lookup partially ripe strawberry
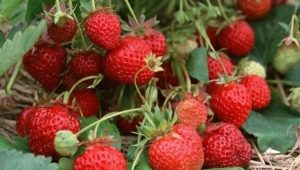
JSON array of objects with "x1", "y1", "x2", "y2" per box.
[
  {"x1": 237, "y1": 0, "x2": 272, "y2": 21},
  {"x1": 48, "y1": 17, "x2": 77, "y2": 43},
  {"x1": 16, "y1": 106, "x2": 35, "y2": 137},
  {"x1": 207, "y1": 54, "x2": 234, "y2": 80},
  {"x1": 155, "y1": 62, "x2": 179, "y2": 89},
  {"x1": 149, "y1": 124, "x2": 204, "y2": 170},
  {"x1": 69, "y1": 89, "x2": 100, "y2": 117},
  {"x1": 241, "y1": 75, "x2": 271, "y2": 110},
  {"x1": 73, "y1": 143, "x2": 126, "y2": 170},
  {"x1": 28, "y1": 104, "x2": 80, "y2": 158},
  {"x1": 203, "y1": 123, "x2": 252, "y2": 168},
  {"x1": 210, "y1": 82, "x2": 252, "y2": 127},
  {"x1": 23, "y1": 43, "x2": 67, "y2": 90},
  {"x1": 218, "y1": 20, "x2": 254, "y2": 57},
  {"x1": 104, "y1": 36, "x2": 154, "y2": 85},
  {"x1": 175, "y1": 95, "x2": 207, "y2": 129},
  {"x1": 116, "y1": 116, "x2": 142, "y2": 134},
  {"x1": 84, "y1": 10, "x2": 121, "y2": 49},
  {"x1": 71, "y1": 51, "x2": 102, "y2": 79},
  {"x1": 238, "y1": 59, "x2": 266, "y2": 78},
  {"x1": 143, "y1": 28, "x2": 167, "y2": 56}
]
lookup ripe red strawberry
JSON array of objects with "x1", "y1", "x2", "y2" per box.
[
  {"x1": 104, "y1": 36, "x2": 154, "y2": 85},
  {"x1": 210, "y1": 82, "x2": 252, "y2": 127},
  {"x1": 48, "y1": 17, "x2": 77, "y2": 43},
  {"x1": 116, "y1": 116, "x2": 142, "y2": 134},
  {"x1": 16, "y1": 106, "x2": 35, "y2": 137},
  {"x1": 69, "y1": 89, "x2": 100, "y2": 117},
  {"x1": 71, "y1": 51, "x2": 102, "y2": 79},
  {"x1": 206, "y1": 81, "x2": 221, "y2": 94},
  {"x1": 218, "y1": 20, "x2": 254, "y2": 57},
  {"x1": 196, "y1": 27, "x2": 218, "y2": 48},
  {"x1": 28, "y1": 104, "x2": 80, "y2": 158},
  {"x1": 143, "y1": 28, "x2": 167, "y2": 56},
  {"x1": 149, "y1": 124, "x2": 204, "y2": 170},
  {"x1": 207, "y1": 54, "x2": 234, "y2": 80},
  {"x1": 175, "y1": 94, "x2": 207, "y2": 129},
  {"x1": 23, "y1": 43, "x2": 67, "y2": 90},
  {"x1": 272, "y1": 0, "x2": 287, "y2": 7},
  {"x1": 155, "y1": 62, "x2": 179, "y2": 89},
  {"x1": 73, "y1": 143, "x2": 126, "y2": 170},
  {"x1": 203, "y1": 123, "x2": 252, "y2": 168},
  {"x1": 241, "y1": 75, "x2": 271, "y2": 110},
  {"x1": 84, "y1": 10, "x2": 121, "y2": 49},
  {"x1": 237, "y1": 0, "x2": 272, "y2": 21}
]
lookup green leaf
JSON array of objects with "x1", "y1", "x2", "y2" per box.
[
  {"x1": 12, "y1": 136, "x2": 30, "y2": 152},
  {"x1": 186, "y1": 47, "x2": 208, "y2": 83},
  {"x1": 25, "y1": 0, "x2": 54, "y2": 23},
  {"x1": 0, "y1": 31, "x2": 5, "y2": 47},
  {"x1": 203, "y1": 168, "x2": 244, "y2": 170},
  {"x1": 249, "y1": 5, "x2": 295, "y2": 65},
  {"x1": 58, "y1": 157, "x2": 74, "y2": 170},
  {"x1": 243, "y1": 90, "x2": 300, "y2": 153},
  {"x1": 0, "y1": 0, "x2": 22, "y2": 20},
  {"x1": 0, "y1": 20, "x2": 46, "y2": 76},
  {"x1": 0, "y1": 149, "x2": 58, "y2": 170},
  {"x1": 0, "y1": 136, "x2": 15, "y2": 150},
  {"x1": 79, "y1": 117, "x2": 121, "y2": 149},
  {"x1": 284, "y1": 64, "x2": 300, "y2": 86}
]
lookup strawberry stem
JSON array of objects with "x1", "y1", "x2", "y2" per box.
[
  {"x1": 134, "y1": 66, "x2": 148, "y2": 108},
  {"x1": 55, "y1": 0, "x2": 63, "y2": 13},
  {"x1": 91, "y1": 0, "x2": 96, "y2": 11},
  {"x1": 131, "y1": 146, "x2": 146, "y2": 170},
  {"x1": 289, "y1": 15, "x2": 298, "y2": 39},
  {"x1": 68, "y1": 0, "x2": 88, "y2": 49},
  {"x1": 123, "y1": 0, "x2": 141, "y2": 27},
  {"x1": 217, "y1": 0, "x2": 230, "y2": 22},
  {"x1": 162, "y1": 90, "x2": 177, "y2": 112},
  {"x1": 75, "y1": 107, "x2": 144, "y2": 137},
  {"x1": 5, "y1": 58, "x2": 22, "y2": 95},
  {"x1": 181, "y1": 63, "x2": 192, "y2": 93}
]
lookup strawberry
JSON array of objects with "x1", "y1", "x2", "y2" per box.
[
  {"x1": 272, "y1": 0, "x2": 287, "y2": 7},
  {"x1": 196, "y1": 27, "x2": 218, "y2": 48},
  {"x1": 16, "y1": 106, "x2": 35, "y2": 137},
  {"x1": 207, "y1": 54, "x2": 234, "y2": 80},
  {"x1": 210, "y1": 82, "x2": 252, "y2": 127},
  {"x1": 71, "y1": 51, "x2": 102, "y2": 79},
  {"x1": 104, "y1": 36, "x2": 154, "y2": 85},
  {"x1": 206, "y1": 81, "x2": 221, "y2": 94},
  {"x1": 143, "y1": 28, "x2": 167, "y2": 56},
  {"x1": 155, "y1": 62, "x2": 179, "y2": 89},
  {"x1": 149, "y1": 124, "x2": 204, "y2": 170},
  {"x1": 48, "y1": 17, "x2": 77, "y2": 43},
  {"x1": 288, "y1": 87, "x2": 300, "y2": 113},
  {"x1": 218, "y1": 20, "x2": 254, "y2": 57},
  {"x1": 237, "y1": 0, "x2": 272, "y2": 21},
  {"x1": 84, "y1": 10, "x2": 121, "y2": 49},
  {"x1": 203, "y1": 123, "x2": 252, "y2": 168},
  {"x1": 116, "y1": 116, "x2": 142, "y2": 134},
  {"x1": 241, "y1": 75, "x2": 271, "y2": 110},
  {"x1": 238, "y1": 59, "x2": 266, "y2": 78},
  {"x1": 74, "y1": 143, "x2": 126, "y2": 170},
  {"x1": 23, "y1": 43, "x2": 67, "y2": 90},
  {"x1": 28, "y1": 104, "x2": 80, "y2": 158},
  {"x1": 69, "y1": 89, "x2": 101, "y2": 117},
  {"x1": 175, "y1": 94, "x2": 207, "y2": 129}
]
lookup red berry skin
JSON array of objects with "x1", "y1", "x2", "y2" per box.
[
  {"x1": 69, "y1": 89, "x2": 101, "y2": 117},
  {"x1": 206, "y1": 27, "x2": 218, "y2": 48},
  {"x1": 210, "y1": 82, "x2": 252, "y2": 127},
  {"x1": 104, "y1": 36, "x2": 154, "y2": 85},
  {"x1": 48, "y1": 17, "x2": 78, "y2": 43},
  {"x1": 85, "y1": 10, "x2": 121, "y2": 49},
  {"x1": 149, "y1": 124, "x2": 204, "y2": 170},
  {"x1": 241, "y1": 75, "x2": 271, "y2": 110},
  {"x1": 73, "y1": 143, "x2": 127, "y2": 170},
  {"x1": 237, "y1": 0, "x2": 272, "y2": 21},
  {"x1": 71, "y1": 51, "x2": 102, "y2": 79},
  {"x1": 203, "y1": 123, "x2": 252, "y2": 168},
  {"x1": 207, "y1": 54, "x2": 234, "y2": 80},
  {"x1": 23, "y1": 43, "x2": 67, "y2": 90},
  {"x1": 155, "y1": 63, "x2": 179, "y2": 89},
  {"x1": 143, "y1": 28, "x2": 167, "y2": 56},
  {"x1": 116, "y1": 116, "x2": 142, "y2": 135},
  {"x1": 175, "y1": 96, "x2": 207, "y2": 129},
  {"x1": 16, "y1": 107, "x2": 35, "y2": 137},
  {"x1": 218, "y1": 20, "x2": 254, "y2": 57},
  {"x1": 28, "y1": 104, "x2": 80, "y2": 158}
]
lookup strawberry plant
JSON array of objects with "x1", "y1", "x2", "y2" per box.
[{"x1": 0, "y1": 0, "x2": 300, "y2": 170}]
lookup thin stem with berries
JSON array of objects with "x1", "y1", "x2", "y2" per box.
[
  {"x1": 5, "y1": 58, "x2": 22, "y2": 95},
  {"x1": 134, "y1": 66, "x2": 148, "y2": 108}
]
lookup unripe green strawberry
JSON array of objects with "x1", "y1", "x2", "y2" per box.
[
  {"x1": 173, "y1": 38, "x2": 198, "y2": 57},
  {"x1": 273, "y1": 39, "x2": 300, "y2": 74},
  {"x1": 288, "y1": 87, "x2": 300, "y2": 113},
  {"x1": 238, "y1": 58, "x2": 266, "y2": 78}
]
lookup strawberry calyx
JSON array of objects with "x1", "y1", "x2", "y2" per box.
[
  {"x1": 125, "y1": 16, "x2": 160, "y2": 37},
  {"x1": 145, "y1": 54, "x2": 164, "y2": 72}
]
